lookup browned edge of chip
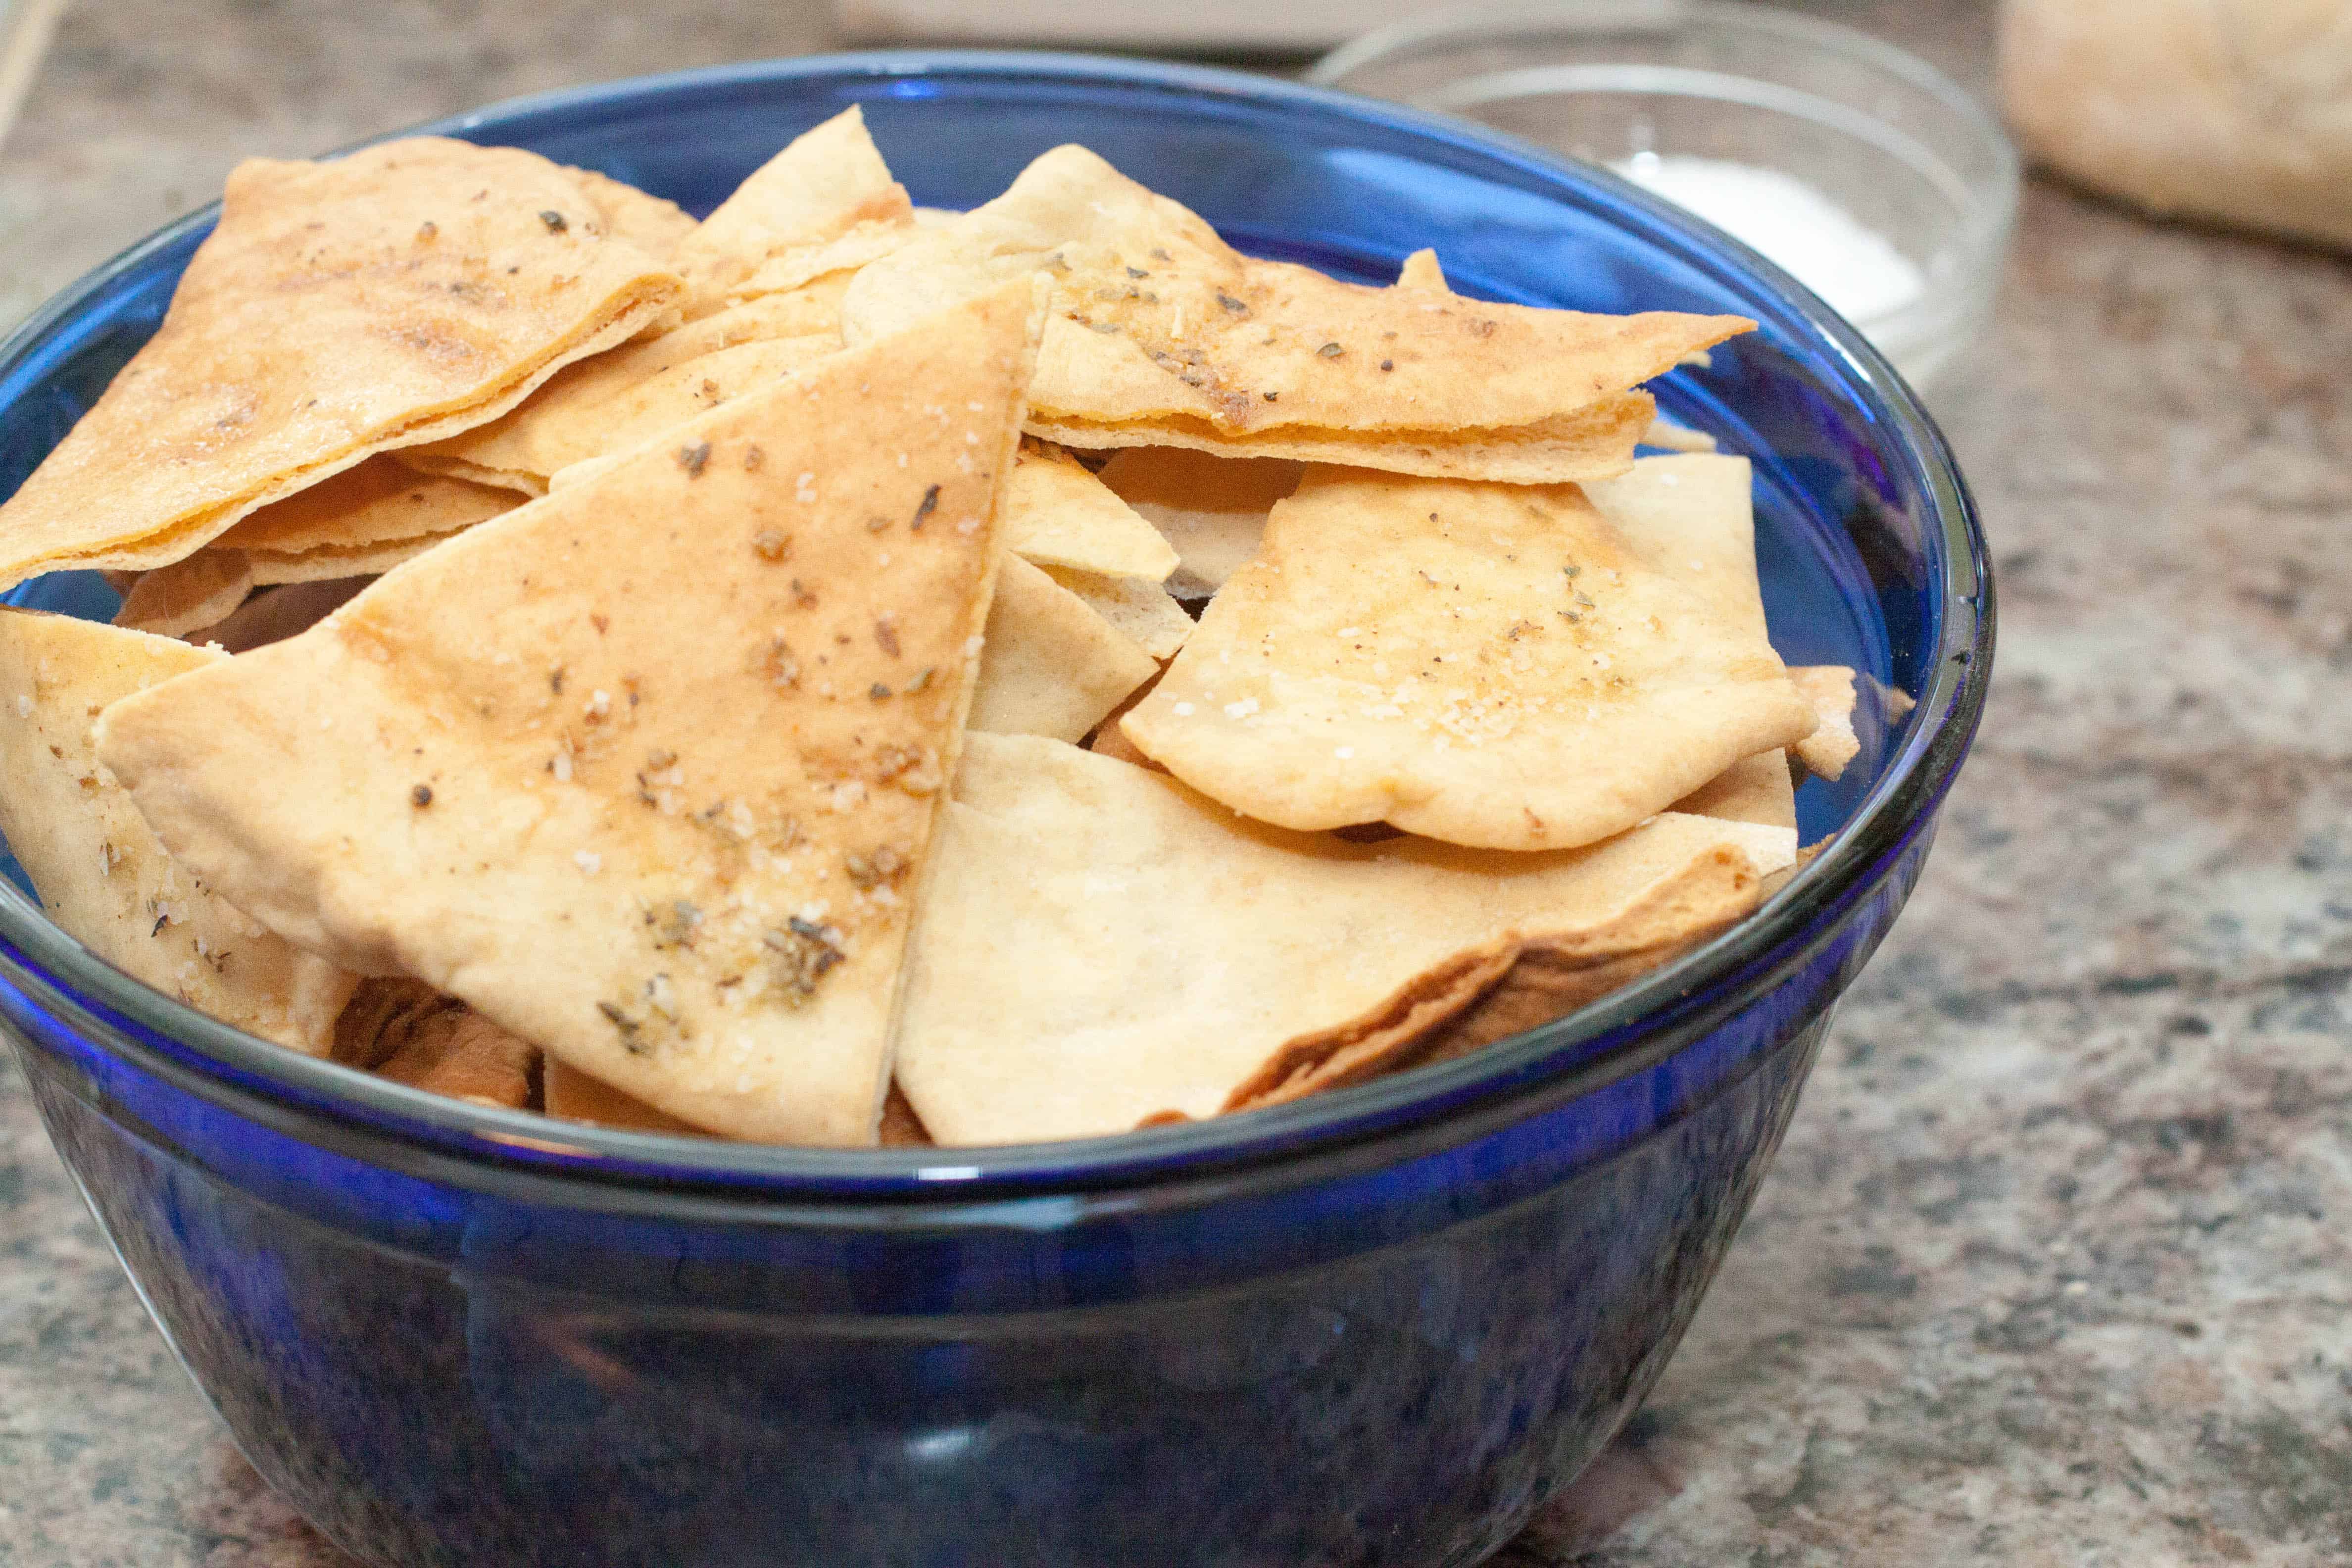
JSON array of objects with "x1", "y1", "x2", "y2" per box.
[
  {"x1": 880, "y1": 1081, "x2": 935, "y2": 1147},
  {"x1": 1221, "y1": 935, "x2": 1521, "y2": 1113}
]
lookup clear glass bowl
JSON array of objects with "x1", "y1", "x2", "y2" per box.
[
  {"x1": 0, "y1": 51, "x2": 1992, "y2": 1568},
  {"x1": 1311, "y1": 0, "x2": 2020, "y2": 390}
]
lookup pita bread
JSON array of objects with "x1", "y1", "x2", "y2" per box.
[
  {"x1": 565, "y1": 167, "x2": 696, "y2": 260},
  {"x1": 1096, "y1": 445, "x2": 1301, "y2": 595},
  {"x1": 842, "y1": 145, "x2": 1746, "y2": 481},
  {"x1": 0, "y1": 609, "x2": 355, "y2": 1053},
  {"x1": 407, "y1": 333, "x2": 840, "y2": 495},
  {"x1": 1673, "y1": 749, "x2": 1796, "y2": 830},
  {"x1": 95, "y1": 279, "x2": 1047, "y2": 1145},
  {"x1": 970, "y1": 554, "x2": 1158, "y2": 743},
  {"x1": 543, "y1": 1055, "x2": 701, "y2": 1131},
  {"x1": 376, "y1": 1008, "x2": 539, "y2": 1108},
  {"x1": 1043, "y1": 564, "x2": 1194, "y2": 661},
  {"x1": 671, "y1": 107, "x2": 917, "y2": 318},
  {"x1": 1790, "y1": 664, "x2": 1860, "y2": 780},
  {"x1": 1120, "y1": 466, "x2": 1817, "y2": 850},
  {"x1": 0, "y1": 137, "x2": 683, "y2": 590},
  {"x1": 244, "y1": 531, "x2": 468, "y2": 586},
  {"x1": 114, "y1": 552, "x2": 254, "y2": 638},
  {"x1": 1003, "y1": 440, "x2": 1179, "y2": 580},
  {"x1": 214, "y1": 455, "x2": 518, "y2": 559},
  {"x1": 1581, "y1": 453, "x2": 1764, "y2": 635},
  {"x1": 1395, "y1": 247, "x2": 1449, "y2": 292},
  {"x1": 894, "y1": 733, "x2": 1788, "y2": 1143},
  {"x1": 190, "y1": 577, "x2": 371, "y2": 653}
]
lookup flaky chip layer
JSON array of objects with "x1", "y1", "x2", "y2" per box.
[
  {"x1": 969, "y1": 554, "x2": 1158, "y2": 743},
  {"x1": 1096, "y1": 445, "x2": 1302, "y2": 594},
  {"x1": 1002, "y1": 440, "x2": 1178, "y2": 580},
  {"x1": 1790, "y1": 665, "x2": 1861, "y2": 780},
  {"x1": 671, "y1": 106, "x2": 917, "y2": 318},
  {"x1": 1121, "y1": 466, "x2": 1818, "y2": 850},
  {"x1": 0, "y1": 610, "x2": 355, "y2": 1052},
  {"x1": 96, "y1": 279, "x2": 1047, "y2": 1146},
  {"x1": 215, "y1": 454, "x2": 519, "y2": 559},
  {"x1": 844, "y1": 144, "x2": 1747, "y2": 478},
  {"x1": 895, "y1": 734, "x2": 1790, "y2": 1144},
  {"x1": 0, "y1": 137, "x2": 683, "y2": 590}
]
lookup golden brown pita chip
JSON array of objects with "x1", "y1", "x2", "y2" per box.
[
  {"x1": 191, "y1": 577, "x2": 371, "y2": 654},
  {"x1": 374, "y1": 1002, "x2": 540, "y2": 1110},
  {"x1": 1095, "y1": 445, "x2": 1301, "y2": 595},
  {"x1": 565, "y1": 167, "x2": 696, "y2": 260},
  {"x1": 95, "y1": 279, "x2": 1047, "y2": 1145},
  {"x1": 0, "y1": 137, "x2": 683, "y2": 590},
  {"x1": 1581, "y1": 453, "x2": 1764, "y2": 635},
  {"x1": 672, "y1": 107, "x2": 917, "y2": 317},
  {"x1": 895, "y1": 733, "x2": 1789, "y2": 1143},
  {"x1": 1395, "y1": 247, "x2": 1449, "y2": 292},
  {"x1": 970, "y1": 554, "x2": 1158, "y2": 743},
  {"x1": 1121, "y1": 467, "x2": 1817, "y2": 850},
  {"x1": 878, "y1": 1079, "x2": 935, "y2": 1146},
  {"x1": 410, "y1": 333, "x2": 839, "y2": 495},
  {"x1": 0, "y1": 609, "x2": 355, "y2": 1052},
  {"x1": 114, "y1": 552, "x2": 253, "y2": 638},
  {"x1": 1673, "y1": 749, "x2": 1796, "y2": 830},
  {"x1": 215, "y1": 455, "x2": 518, "y2": 560},
  {"x1": 1085, "y1": 667, "x2": 1164, "y2": 769},
  {"x1": 244, "y1": 530, "x2": 468, "y2": 586},
  {"x1": 843, "y1": 145, "x2": 1746, "y2": 481},
  {"x1": 1789, "y1": 665, "x2": 1860, "y2": 780},
  {"x1": 544, "y1": 1055, "x2": 700, "y2": 1132},
  {"x1": 1042, "y1": 564, "x2": 1194, "y2": 661},
  {"x1": 1003, "y1": 440, "x2": 1178, "y2": 580}
]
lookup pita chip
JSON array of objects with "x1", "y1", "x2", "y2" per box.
[
  {"x1": 671, "y1": 106, "x2": 917, "y2": 318},
  {"x1": 114, "y1": 551, "x2": 254, "y2": 638},
  {"x1": 407, "y1": 333, "x2": 840, "y2": 495},
  {"x1": 565, "y1": 167, "x2": 696, "y2": 260},
  {"x1": 1096, "y1": 445, "x2": 1301, "y2": 595},
  {"x1": 1789, "y1": 665, "x2": 1861, "y2": 781},
  {"x1": 1121, "y1": 467, "x2": 1817, "y2": 850},
  {"x1": 1043, "y1": 565, "x2": 1194, "y2": 661},
  {"x1": 1673, "y1": 749, "x2": 1796, "y2": 831},
  {"x1": 0, "y1": 610, "x2": 355, "y2": 1053},
  {"x1": 190, "y1": 577, "x2": 371, "y2": 654},
  {"x1": 895, "y1": 733, "x2": 1788, "y2": 1143},
  {"x1": 970, "y1": 553, "x2": 1158, "y2": 743},
  {"x1": 544, "y1": 1056, "x2": 701, "y2": 1132},
  {"x1": 0, "y1": 137, "x2": 683, "y2": 591},
  {"x1": 1395, "y1": 247, "x2": 1449, "y2": 292},
  {"x1": 336, "y1": 979, "x2": 541, "y2": 1109},
  {"x1": 842, "y1": 145, "x2": 1748, "y2": 482},
  {"x1": 1002, "y1": 440, "x2": 1179, "y2": 580},
  {"x1": 94, "y1": 278, "x2": 1048, "y2": 1145},
  {"x1": 215, "y1": 455, "x2": 518, "y2": 559}
]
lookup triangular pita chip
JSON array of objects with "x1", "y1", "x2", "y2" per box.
[
  {"x1": 544, "y1": 1055, "x2": 700, "y2": 1132},
  {"x1": 671, "y1": 107, "x2": 917, "y2": 318},
  {"x1": 192, "y1": 577, "x2": 370, "y2": 654},
  {"x1": 1002, "y1": 440, "x2": 1178, "y2": 580},
  {"x1": 1096, "y1": 445, "x2": 1301, "y2": 595},
  {"x1": 842, "y1": 145, "x2": 1748, "y2": 482},
  {"x1": 1042, "y1": 564, "x2": 1194, "y2": 661},
  {"x1": 1396, "y1": 247, "x2": 1449, "y2": 292},
  {"x1": 343, "y1": 979, "x2": 540, "y2": 1109},
  {"x1": 115, "y1": 552, "x2": 253, "y2": 638},
  {"x1": 407, "y1": 333, "x2": 839, "y2": 495},
  {"x1": 895, "y1": 733, "x2": 1789, "y2": 1143},
  {"x1": 0, "y1": 609, "x2": 356, "y2": 1052},
  {"x1": 1121, "y1": 466, "x2": 1817, "y2": 850},
  {"x1": 565, "y1": 167, "x2": 696, "y2": 260},
  {"x1": 1790, "y1": 664, "x2": 1860, "y2": 781},
  {"x1": 95, "y1": 279, "x2": 1048, "y2": 1145},
  {"x1": 970, "y1": 553, "x2": 1158, "y2": 743},
  {"x1": 214, "y1": 455, "x2": 518, "y2": 560},
  {"x1": 0, "y1": 137, "x2": 683, "y2": 589},
  {"x1": 1673, "y1": 749, "x2": 1796, "y2": 830}
]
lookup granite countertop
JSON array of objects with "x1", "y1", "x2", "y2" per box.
[{"x1": 2, "y1": 3, "x2": 2348, "y2": 1565}]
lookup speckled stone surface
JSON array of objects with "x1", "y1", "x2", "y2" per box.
[{"x1": 2, "y1": 3, "x2": 2348, "y2": 1566}]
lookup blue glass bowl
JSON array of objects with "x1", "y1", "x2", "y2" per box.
[{"x1": 0, "y1": 52, "x2": 1989, "y2": 1568}]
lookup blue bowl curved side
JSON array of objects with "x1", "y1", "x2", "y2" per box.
[{"x1": 0, "y1": 51, "x2": 1989, "y2": 1568}]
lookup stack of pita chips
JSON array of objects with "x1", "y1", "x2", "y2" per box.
[{"x1": 0, "y1": 122, "x2": 1869, "y2": 1148}]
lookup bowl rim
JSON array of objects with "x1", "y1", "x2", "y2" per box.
[{"x1": 0, "y1": 48, "x2": 1993, "y2": 1204}]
